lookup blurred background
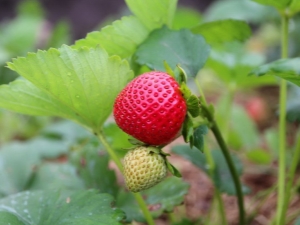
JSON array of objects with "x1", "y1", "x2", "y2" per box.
[{"x1": 0, "y1": 0, "x2": 212, "y2": 40}]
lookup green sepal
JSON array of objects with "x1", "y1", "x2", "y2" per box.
[
  {"x1": 180, "y1": 83, "x2": 201, "y2": 118},
  {"x1": 163, "y1": 61, "x2": 175, "y2": 78},
  {"x1": 176, "y1": 65, "x2": 188, "y2": 84},
  {"x1": 166, "y1": 160, "x2": 182, "y2": 177},
  {"x1": 182, "y1": 114, "x2": 194, "y2": 144}
]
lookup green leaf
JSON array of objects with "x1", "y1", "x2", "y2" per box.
[
  {"x1": 205, "y1": 0, "x2": 278, "y2": 23},
  {"x1": 0, "y1": 142, "x2": 40, "y2": 197},
  {"x1": 6, "y1": 45, "x2": 133, "y2": 132},
  {"x1": 103, "y1": 123, "x2": 133, "y2": 152},
  {"x1": 193, "y1": 125, "x2": 208, "y2": 152},
  {"x1": 191, "y1": 19, "x2": 251, "y2": 45},
  {"x1": 246, "y1": 149, "x2": 272, "y2": 164},
  {"x1": 0, "y1": 79, "x2": 78, "y2": 118},
  {"x1": 252, "y1": 0, "x2": 291, "y2": 9},
  {"x1": 290, "y1": 0, "x2": 300, "y2": 16},
  {"x1": 172, "y1": 7, "x2": 202, "y2": 30},
  {"x1": 0, "y1": 211, "x2": 25, "y2": 225},
  {"x1": 74, "y1": 16, "x2": 149, "y2": 58},
  {"x1": 230, "y1": 105, "x2": 260, "y2": 150},
  {"x1": 71, "y1": 141, "x2": 119, "y2": 198},
  {"x1": 117, "y1": 177, "x2": 189, "y2": 222},
  {"x1": 144, "y1": 177, "x2": 189, "y2": 214},
  {"x1": 135, "y1": 26, "x2": 210, "y2": 77},
  {"x1": 0, "y1": 190, "x2": 125, "y2": 225},
  {"x1": 207, "y1": 43, "x2": 276, "y2": 89},
  {"x1": 29, "y1": 163, "x2": 85, "y2": 191},
  {"x1": 125, "y1": 0, "x2": 178, "y2": 30},
  {"x1": 250, "y1": 58, "x2": 300, "y2": 87},
  {"x1": 172, "y1": 145, "x2": 250, "y2": 195}
]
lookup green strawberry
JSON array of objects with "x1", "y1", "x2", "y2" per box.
[{"x1": 123, "y1": 146, "x2": 167, "y2": 192}]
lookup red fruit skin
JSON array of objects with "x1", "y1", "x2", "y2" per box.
[{"x1": 113, "y1": 71, "x2": 187, "y2": 145}]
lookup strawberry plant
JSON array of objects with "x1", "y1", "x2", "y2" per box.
[{"x1": 1, "y1": 0, "x2": 300, "y2": 224}]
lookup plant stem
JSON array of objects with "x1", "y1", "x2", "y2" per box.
[
  {"x1": 276, "y1": 12, "x2": 289, "y2": 225},
  {"x1": 202, "y1": 105, "x2": 245, "y2": 225},
  {"x1": 280, "y1": 132, "x2": 300, "y2": 225},
  {"x1": 96, "y1": 131, "x2": 155, "y2": 225}
]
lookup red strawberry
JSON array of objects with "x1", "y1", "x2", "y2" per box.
[{"x1": 113, "y1": 71, "x2": 187, "y2": 145}]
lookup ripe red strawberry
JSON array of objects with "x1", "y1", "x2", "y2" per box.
[{"x1": 113, "y1": 71, "x2": 187, "y2": 145}]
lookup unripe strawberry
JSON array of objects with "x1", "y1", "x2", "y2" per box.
[
  {"x1": 113, "y1": 71, "x2": 187, "y2": 145},
  {"x1": 123, "y1": 146, "x2": 167, "y2": 192}
]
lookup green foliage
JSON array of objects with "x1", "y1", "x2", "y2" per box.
[
  {"x1": 230, "y1": 105, "x2": 260, "y2": 150},
  {"x1": 3, "y1": 46, "x2": 133, "y2": 132},
  {"x1": 191, "y1": 19, "x2": 251, "y2": 45},
  {"x1": 172, "y1": 145, "x2": 250, "y2": 195},
  {"x1": 117, "y1": 177, "x2": 189, "y2": 222},
  {"x1": 246, "y1": 149, "x2": 272, "y2": 164},
  {"x1": 135, "y1": 26, "x2": 210, "y2": 77},
  {"x1": 206, "y1": 42, "x2": 276, "y2": 89},
  {"x1": 205, "y1": 0, "x2": 277, "y2": 23},
  {"x1": 74, "y1": 16, "x2": 149, "y2": 58},
  {"x1": 250, "y1": 58, "x2": 300, "y2": 87},
  {"x1": 71, "y1": 140, "x2": 119, "y2": 197},
  {"x1": 289, "y1": 0, "x2": 300, "y2": 16},
  {"x1": 172, "y1": 7, "x2": 202, "y2": 30},
  {"x1": 0, "y1": 190, "x2": 125, "y2": 225},
  {"x1": 252, "y1": 0, "x2": 291, "y2": 10},
  {"x1": 125, "y1": 0, "x2": 178, "y2": 30}
]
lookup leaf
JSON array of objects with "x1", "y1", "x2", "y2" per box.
[
  {"x1": 172, "y1": 145, "x2": 250, "y2": 195},
  {"x1": 125, "y1": 0, "x2": 178, "y2": 30},
  {"x1": 71, "y1": 141, "x2": 119, "y2": 198},
  {"x1": 29, "y1": 163, "x2": 85, "y2": 191},
  {"x1": 191, "y1": 19, "x2": 251, "y2": 45},
  {"x1": 205, "y1": 0, "x2": 278, "y2": 23},
  {"x1": 135, "y1": 26, "x2": 210, "y2": 77},
  {"x1": 6, "y1": 45, "x2": 133, "y2": 132},
  {"x1": 252, "y1": 0, "x2": 291, "y2": 9},
  {"x1": 172, "y1": 7, "x2": 202, "y2": 30},
  {"x1": 103, "y1": 123, "x2": 133, "y2": 152},
  {"x1": 0, "y1": 142, "x2": 41, "y2": 197},
  {"x1": 290, "y1": 0, "x2": 300, "y2": 16},
  {"x1": 246, "y1": 149, "x2": 272, "y2": 164},
  {"x1": 250, "y1": 58, "x2": 300, "y2": 87},
  {"x1": 286, "y1": 84, "x2": 300, "y2": 122},
  {"x1": 0, "y1": 79, "x2": 77, "y2": 118},
  {"x1": 207, "y1": 43, "x2": 276, "y2": 89},
  {"x1": 0, "y1": 211, "x2": 25, "y2": 225},
  {"x1": 74, "y1": 16, "x2": 149, "y2": 58},
  {"x1": 230, "y1": 105, "x2": 260, "y2": 150},
  {"x1": 143, "y1": 177, "x2": 189, "y2": 214},
  {"x1": 117, "y1": 177, "x2": 189, "y2": 222},
  {"x1": 0, "y1": 190, "x2": 125, "y2": 225},
  {"x1": 193, "y1": 125, "x2": 208, "y2": 152}
]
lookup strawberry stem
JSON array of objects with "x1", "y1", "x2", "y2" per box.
[{"x1": 96, "y1": 131, "x2": 155, "y2": 225}]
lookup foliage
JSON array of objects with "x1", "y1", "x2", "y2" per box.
[{"x1": 1, "y1": 0, "x2": 300, "y2": 224}]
